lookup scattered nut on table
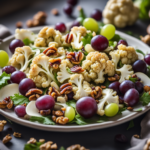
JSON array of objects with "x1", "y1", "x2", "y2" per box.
[
  {"x1": 2, "y1": 134, "x2": 12, "y2": 144},
  {"x1": 51, "y1": 8, "x2": 59, "y2": 16},
  {"x1": 13, "y1": 132, "x2": 21, "y2": 138},
  {"x1": 27, "y1": 137, "x2": 37, "y2": 144},
  {"x1": 0, "y1": 120, "x2": 7, "y2": 132}
]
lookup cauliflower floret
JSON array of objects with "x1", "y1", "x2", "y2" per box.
[
  {"x1": 118, "y1": 44, "x2": 138, "y2": 64},
  {"x1": 57, "y1": 59, "x2": 73, "y2": 83},
  {"x1": 97, "y1": 89, "x2": 119, "y2": 116},
  {"x1": 82, "y1": 52, "x2": 115, "y2": 84},
  {"x1": 9, "y1": 46, "x2": 40, "y2": 72},
  {"x1": 28, "y1": 54, "x2": 55, "y2": 88},
  {"x1": 70, "y1": 26, "x2": 87, "y2": 49},
  {"x1": 15, "y1": 29, "x2": 36, "y2": 42},
  {"x1": 103, "y1": 0, "x2": 139, "y2": 28},
  {"x1": 69, "y1": 74, "x2": 92, "y2": 100},
  {"x1": 57, "y1": 47, "x2": 66, "y2": 60},
  {"x1": 34, "y1": 27, "x2": 62, "y2": 47},
  {"x1": 116, "y1": 65, "x2": 133, "y2": 83}
]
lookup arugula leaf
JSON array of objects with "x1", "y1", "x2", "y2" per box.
[
  {"x1": 127, "y1": 120, "x2": 134, "y2": 130},
  {"x1": 10, "y1": 94, "x2": 29, "y2": 105},
  {"x1": 136, "y1": 49, "x2": 145, "y2": 56},
  {"x1": 59, "y1": 147, "x2": 66, "y2": 150},
  {"x1": 66, "y1": 100, "x2": 76, "y2": 109},
  {"x1": 117, "y1": 107, "x2": 127, "y2": 115},
  {"x1": 81, "y1": 32, "x2": 93, "y2": 46},
  {"x1": 140, "y1": 92, "x2": 150, "y2": 106},
  {"x1": 24, "y1": 142, "x2": 42, "y2": 150},
  {"x1": 0, "y1": 72, "x2": 11, "y2": 89},
  {"x1": 30, "y1": 116, "x2": 55, "y2": 125},
  {"x1": 23, "y1": 38, "x2": 33, "y2": 45},
  {"x1": 129, "y1": 77, "x2": 138, "y2": 83},
  {"x1": 66, "y1": 67, "x2": 73, "y2": 74},
  {"x1": 97, "y1": 115, "x2": 108, "y2": 123}
]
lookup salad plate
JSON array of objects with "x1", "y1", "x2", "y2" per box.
[{"x1": 0, "y1": 24, "x2": 150, "y2": 132}]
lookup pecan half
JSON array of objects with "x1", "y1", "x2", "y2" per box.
[
  {"x1": 144, "y1": 85, "x2": 150, "y2": 92},
  {"x1": 26, "y1": 88, "x2": 43, "y2": 101},
  {"x1": 108, "y1": 74, "x2": 120, "y2": 82},
  {"x1": 91, "y1": 86, "x2": 102, "y2": 99},
  {"x1": 0, "y1": 97, "x2": 13, "y2": 109},
  {"x1": 65, "y1": 33, "x2": 73, "y2": 44},
  {"x1": 49, "y1": 58, "x2": 61, "y2": 69},
  {"x1": 67, "y1": 52, "x2": 84, "y2": 64},
  {"x1": 40, "y1": 109, "x2": 51, "y2": 116},
  {"x1": 70, "y1": 65, "x2": 84, "y2": 73},
  {"x1": 43, "y1": 46, "x2": 57, "y2": 56},
  {"x1": 60, "y1": 83, "x2": 72, "y2": 95},
  {"x1": 48, "y1": 87, "x2": 60, "y2": 99},
  {"x1": 56, "y1": 116, "x2": 69, "y2": 125},
  {"x1": 2, "y1": 134, "x2": 12, "y2": 144}
]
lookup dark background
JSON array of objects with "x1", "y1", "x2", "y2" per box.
[{"x1": 0, "y1": 0, "x2": 150, "y2": 150}]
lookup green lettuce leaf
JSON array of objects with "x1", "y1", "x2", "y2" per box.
[
  {"x1": 136, "y1": 49, "x2": 145, "y2": 56},
  {"x1": 140, "y1": 92, "x2": 150, "y2": 106},
  {"x1": 66, "y1": 100, "x2": 76, "y2": 109},
  {"x1": 82, "y1": 32, "x2": 93, "y2": 46},
  {"x1": 117, "y1": 107, "x2": 127, "y2": 115},
  {"x1": 97, "y1": 115, "x2": 108, "y2": 123},
  {"x1": 23, "y1": 38, "x2": 33, "y2": 45},
  {"x1": 0, "y1": 72, "x2": 11, "y2": 89},
  {"x1": 10, "y1": 94, "x2": 29, "y2": 105}
]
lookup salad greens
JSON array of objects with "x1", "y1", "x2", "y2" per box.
[
  {"x1": 24, "y1": 142, "x2": 43, "y2": 150},
  {"x1": 0, "y1": 72, "x2": 11, "y2": 89},
  {"x1": 127, "y1": 120, "x2": 134, "y2": 130},
  {"x1": 129, "y1": 77, "x2": 138, "y2": 83},
  {"x1": 82, "y1": 32, "x2": 93, "y2": 46},
  {"x1": 136, "y1": 49, "x2": 145, "y2": 56},
  {"x1": 140, "y1": 92, "x2": 150, "y2": 106},
  {"x1": 23, "y1": 38, "x2": 33, "y2": 46}
]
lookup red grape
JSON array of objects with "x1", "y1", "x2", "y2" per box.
[
  {"x1": 2, "y1": 66, "x2": 16, "y2": 74},
  {"x1": 19, "y1": 78, "x2": 36, "y2": 95},
  {"x1": 132, "y1": 60, "x2": 147, "y2": 74},
  {"x1": 15, "y1": 105, "x2": 26, "y2": 117},
  {"x1": 108, "y1": 81, "x2": 120, "y2": 95},
  {"x1": 119, "y1": 80, "x2": 135, "y2": 95},
  {"x1": 123, "y1": 88, "x2": 139, "y2": 107},
  {"x1": 70, "y1": 20, "x2": 80, "y2": 30},
  {"x1": 135, "y1": 81, "x2": 144, "y2": 94},
  {"x1": 91, "y1": 35, "x2": 108, "y2": 51},
  {"x1": 10, "y1": 71, "x2": 26, "y2": 84},
  {"x1": 67, "y1": 0, "x2": 78, "y2": 6},
  {"x1": 63, "y1": 4, "x2": 73, "y2": 16},
  {"x1": 55, "y1": 22, "x2": 67, "y2": 33},
  {"x1": 115, "y1": 40, "x2": 128, "y2": 49},
  {"x1": 35, "y1": 95, "x2": 55, "y2": 110},
  {"x1": 67, "y1": 92, "x2": 74, "y2": 100},
  {"x1": 115, "y1": 134, "x2": 127, "y2": 143},
  {"x1": 90, "y1": 9, "x2": 102, "y2": 21},
  {"x1": 144, "y1": 54, "x2": 150, "y2": 65},
  {"x1": 76, "y1": 97, "x2": 97, "y2": 118},
  {"x1": 9, "y1": 39, "x2": 24, "y2": 54}
]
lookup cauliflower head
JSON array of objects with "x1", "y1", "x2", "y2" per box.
[
  {"x1": 103, "y1": 0, "x2": 139, "y2": 28},
  {"x1": 69, "y1": 74, "x2": 92, "y2": 100},
  {"x1": 82, "y1": 52, "x2": 115, "y2": 84},
  {"x1": 97, "y1": 89, "x2": 119, "y2": 116},
  {"x1": 9, "y1": 46, "x2": 40, "y2": 72},
  {"x1": 28, "y1": 54, "x2": 55, "y2": 88},
  {"x1": 15, "y1": 29, "x2": 36, "y2": 42},
  {"x1": 57, "y1": 59, "x2": 73, "y2": 83},
  {"x1": 34, "y1": 27, "x2": 62, "y2": 47},
  {"x1": 70, "y1": 26, "x2": 87, "y2": 49},
  {"x1": 116, "y1": 65, "x2": 133, "y2": 83}
]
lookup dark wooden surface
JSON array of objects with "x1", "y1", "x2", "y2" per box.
[{"x1": 0, "y1": 0, "x2": 150, "y2": 150}]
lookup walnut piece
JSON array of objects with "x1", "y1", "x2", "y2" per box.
[
  {"x1": 70, "y1": 65, "x2": 84, "y2": 73},
  {"x1": 91, "y1": 86, "x2": 102, "y2": 99},
  {"x1": 140, "y1": 35, "x2": 150, "y2": 46},
  {"x1": 49, "y1": 58, "x2": 61, "y2": 69},
  {"x1": 27, "y1": 138, "x2": 37, "y2": 144},
  {"x1": 26, "y1": 88, "x2": 43, "y2": 101},
  {"x1": 0, "y1": 120, "x2": 7, "y2": 132},
  {"x1": 0, "y1": 97, "x2": 13, "y2": 109},
  {"x1": 52, "y1": 110, "x2": 64, "y2": 116},
  {"x1": 40, "y1": 141, "x2": 53, "y2": 150},
  {"x1": 144, "y1": 86, "x2": 150, "y2": 92},
  {"x1": 51, "y1": 8, "x2": 59, "y2": 16},
  {"x1": 13, "y1": 132, "x2": 21, "y2": 138},
  {"x1": 143, "y1": 139, "x2": 150, "y2": 150},
  {"x1": 60, "y1": 83, "x2": 72, "y2": 95},
  {"x1": 108, "y1": 74, "x2": 120, "y2": 82},
  {"x1": 39, "y1": 139, "x2": 45, "y2": 143},
  {"x1": 2, "y1": 134, "x2": 12, "y2": 144},
  {"x1": 67, "y1": 52, "x2": 84, "y2": 64},
  {"x1": 43, "y1": 46, "x2": 58, "y2": 57},
  {"x1": 65, "y1": 33, "x2": 73, "y2": 44},
  {"x1": 48, "y1": 87, "x2": 60, "y2": 99},
  {"x1": 16, "y1": 21, "x2": 23, "y2": 28},
  {"x1": 56, "y1": 116, "x2": 69, "y2": 125},
  {"x1": 40, "y1": 109, "x2": 51, "y2": 116},
  {"x1": 67, "y1": 144, "x2": 89, "y2": 150}
]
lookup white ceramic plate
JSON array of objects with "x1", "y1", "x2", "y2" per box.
[{"x1": 0, "y1": 25, "x2": 150, "y2": 132}]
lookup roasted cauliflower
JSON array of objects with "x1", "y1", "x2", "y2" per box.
[
  {"x1": 82, "y1": 52, "x2": 115, "y2": 84},
  {"x1": 34, "y1": 27, "x2": 62, "y2": 47},
  {"x1": 69, "y1": 74, "x2": 92, "y2": 100},
  {"x1": 97, "y1": 89, "x2": 119, "y2": 116},
  {"x1": 28, "y1": 54, "x2": 55, "y2": 88},
  {"x1": 103, "y1": 0, "x2": 139, "y2": 28},
  {"x1": 9, "y1": 46, "x2": 40, "y2": 73}
]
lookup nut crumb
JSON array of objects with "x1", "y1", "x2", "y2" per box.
[
  {"x1": 2, "y1": 134, "x2": 12, "y2": 144},
  {"x1": 13, "y1": 132, "x2": 21, "y2": 138},
  {"x1": 134, "y1": 134, "x2": 140, "y2": 138},
  {"x1": 27, "y1": 138, "x2": 37, "y2": 144},
  {"x1": 51, "y1": 8, "x2": 59, "y2": 15},
  {"x1": 16, "y1": 21, "x2": 23, "y2": 28}
]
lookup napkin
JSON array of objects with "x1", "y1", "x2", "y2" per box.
[
  {"x1": 0, "y1": 24, "x2": 11, "y2": 39},
  {"x1": 0, "y1": 141, "x2": 10, "y2": 150},
  {"x1": 128, "y1": 111, "x2": 150, "y2": 150}
]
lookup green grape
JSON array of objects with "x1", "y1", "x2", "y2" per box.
[
  {"x1": 105, "y1": 103, "x2": 119, "y2": 117},
  {"x1": 0, "y1": 50, "x2": 9, "y2": 67},
  {"x1": 101, "y1": 24, "x2": 116, "y2": 40},
  {"x1": 83, "y1": 18, "x2": 99, "y2": 32},
  {"x1": 65, "y1": 106, "x2": 75, "y2": 122}
]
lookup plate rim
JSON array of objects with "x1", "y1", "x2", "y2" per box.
[{"x1": 0, "y1": 25, "x2": 150, "y2": 132}]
